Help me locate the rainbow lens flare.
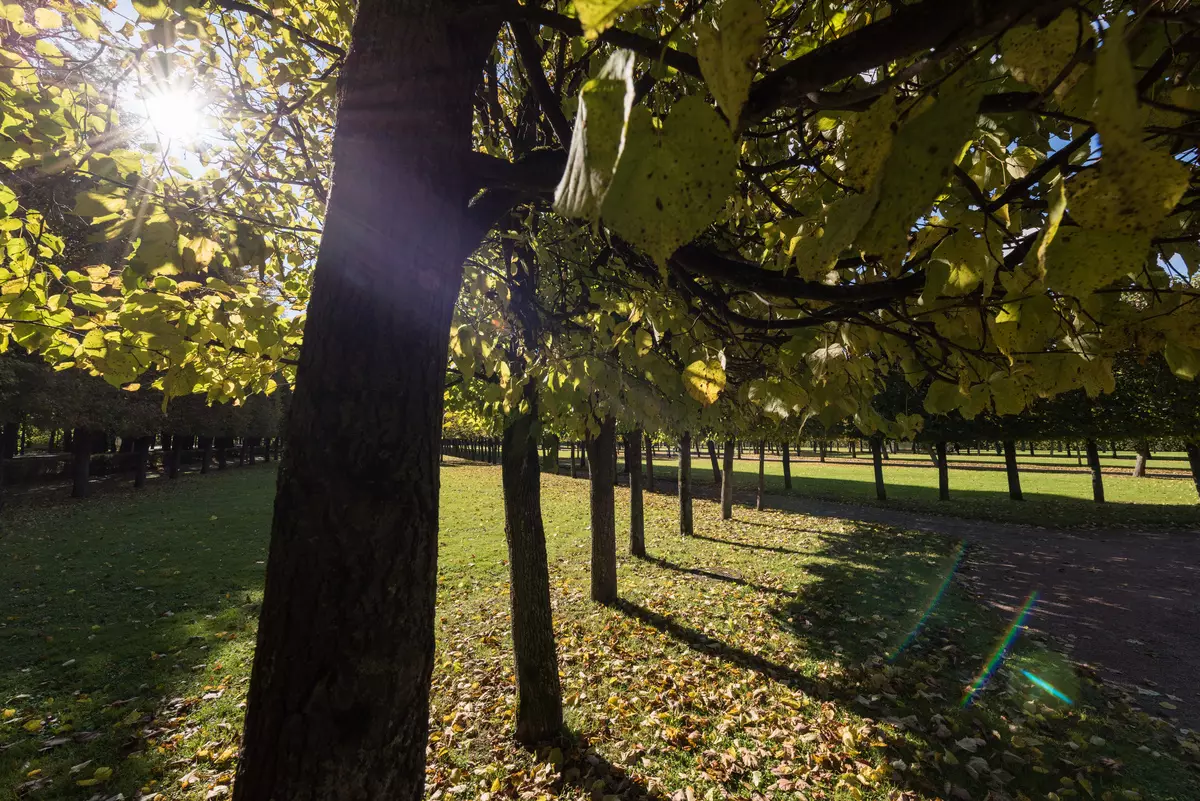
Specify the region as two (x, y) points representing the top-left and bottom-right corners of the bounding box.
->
(888, 542), (966, 661)
(961, 590), (1039, 707)
(1021, 669), (1073, 704)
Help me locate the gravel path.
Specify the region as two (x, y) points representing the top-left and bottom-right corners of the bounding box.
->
(759, 493), (1200, 729)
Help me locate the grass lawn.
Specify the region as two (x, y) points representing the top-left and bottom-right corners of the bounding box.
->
(3, 464), (1198, 800)
(631, 450), (1200, 530)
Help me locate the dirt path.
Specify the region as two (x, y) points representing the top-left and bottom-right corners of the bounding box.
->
(757, 493), (1200, 729)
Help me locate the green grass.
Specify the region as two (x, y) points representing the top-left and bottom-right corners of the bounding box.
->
(3, 465), (1198, 800)
(628, 449), (1200, 530)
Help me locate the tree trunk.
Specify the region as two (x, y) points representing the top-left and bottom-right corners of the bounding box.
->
(71, 426), (91, 499)
(1003, 440), (1023, 500)
(217, 438), (228, 470)
(500, 401), (564, 744)
(936, 440), (949, 501)
(134, 436), (151, 489)
(569, 441), (577, 478)
(870, 436), (886, 501)
(644, 433), (655, 492)
(720, 438), (735, 520)
(707, 439), (721, 485)
(578, 440), (588, 477)
(781, 441), (792, 489)
(0, 422), (16, 461)
(755, 440), (766, 511)
(168, 435), (182, 479)
(679, 431), (693, 536)
(628, 431), (645, 558)
(200, 436), (212, 475)
(233, 5), (497, 800)
(819, 440), (826, 463)
(586, 415), (617, 604)
(1186, 441), (1200, 503)
(1086, 439), (1105, 503)
(1132, 440), (1150, 478)
(543, 433), (559, 473)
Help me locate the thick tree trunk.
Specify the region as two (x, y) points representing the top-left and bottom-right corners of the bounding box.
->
(1132, 440), (1150, 478)
(870, 436), (886, 501)
(586, 415), (617, 603)
(782, 442), (792, 489)
(0, 422), (16, 460)
(707, 439), (721, 485)
(233, 5), (496, 800)
(1186, 441), (1200, 502)
(1086, 439), (1105, 503)
(936, 440), (949, 501)
(1003, 440), (1023, 500)
(644, 433), (655, 491)
(500, 401), (563, 744)
(217, 437), (228, 470)
(720, 438), (735, 520)
(71, 426), (91, 499)
(134, 436), (151, 489)
(628, 431), (645, 558)
(755, 439), (766, 511)
(679, 431), (693, 536)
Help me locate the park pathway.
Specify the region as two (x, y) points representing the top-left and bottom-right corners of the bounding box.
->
(757, 494), (1200, 729)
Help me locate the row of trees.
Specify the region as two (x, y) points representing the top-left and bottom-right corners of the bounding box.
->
(3, 0), (1199, 797)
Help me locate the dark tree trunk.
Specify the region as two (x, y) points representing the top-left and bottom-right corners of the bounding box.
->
(628, 431), (645, 558)
(756, 439), (766, 511)
(233, 5), (497, 800)
(134, 436), (151, 488)
(849, 440), (856, 458)
(1186, 441), (1200, 502)
(200, 436), (212, 475)
(936, 440), (949, 501)
(168, 435), (182, 479)
(578, 440), (588, 477)
(720, 438), (735, 520)
(586, 415), (617, 603)
(500, 401), (563, 744)
(707, 439), (721, 485)
(543, 433), (559, 473)
(569, 441), (577, 479)
(1003, 440), (1023, 500)
(870, 436), (886, 501)
(71, 426), (91, 499)
(782, 442), (792, 489)
(1086, 439), (1106, 503)
(819, 440), (826, 462)
(679, 431), (693, 536)
(644, 432), (655, 492)
(1132, 440), (1150, 478)
(1, 422), (17, 460)
(217, 437), (228, 470)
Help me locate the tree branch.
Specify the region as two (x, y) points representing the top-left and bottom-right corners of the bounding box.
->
(207, 0), (346, 59)
(509, 22), (573, 149)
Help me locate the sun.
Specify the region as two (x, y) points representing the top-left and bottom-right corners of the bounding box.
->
(139, 87), (204, 143)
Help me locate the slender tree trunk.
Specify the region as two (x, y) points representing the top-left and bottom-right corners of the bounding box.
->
(1086, 439), (1105, 503)
(819, 440), (826, 463)
(233, 5), (497, 800)
(755, 440), (765, 511)
(71, 426), (91, 499)
(679, 431), (693, 537)
(200, 436), (212, 475)
(586, 415), (617, 603)
(1132, 440), (1150, 478)
(1003, 440), (1023, 500)
(168, 435), (182, 479)
(579, 440), (588, 477)
(707, 439), (721, 485)
(936, 440), (949, 501)
(569, 441), (577, 478)
(720, 438), (735, 520)
(134, 436), (151, 488)
(870, 436), (886, 501)
(1186, 441), (1200, 503)
(644, 433), (655, 492)
(782, 442), (792, 489)
(217, 438), (228, 470)
(628, 431), (645, 558)
(500, 400), (563, 744)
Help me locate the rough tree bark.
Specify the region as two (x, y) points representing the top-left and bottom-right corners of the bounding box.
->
(233, 4), (498, 800)
(628, 431), (645, 558)
(936, 440), (949, 501)
(500, 398), (563, 744)
(1003, 440), (1023, 501)
(781, 441), (792, 489)
(756, 439), (766, 511)
(644, 432), (655, 492)
(586, 415), (617, 603)
(1086, 439), (1105, 503)
(1132, 440), (1150, 478)
(679, 431), (693, 536)
(870, 436), (886, 501)
(71, 426), (91, 499)
(720, 438), (735, 520)
(707, 439), (721, 484)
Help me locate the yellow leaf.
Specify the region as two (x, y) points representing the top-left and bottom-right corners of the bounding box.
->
(2, 708), (14, 718)
(682, 359), (726, 406)
(93, 767), (113, 781)
(33, 7), (61, 28)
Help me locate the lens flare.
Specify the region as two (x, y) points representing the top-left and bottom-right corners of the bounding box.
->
(1021, 669), (1073, 704)
(888, 542), (965, 661)
(961, 590), (1039, 707)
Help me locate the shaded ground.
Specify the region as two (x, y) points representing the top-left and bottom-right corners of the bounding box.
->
(756, 492), (1200, 729)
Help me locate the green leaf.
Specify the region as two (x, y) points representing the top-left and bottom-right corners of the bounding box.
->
(923, 380), (963, 414)
(683, 359), (726, 405)
(554, 50), (635, 220)
(71, 191), (124, 217)
(601, 97), (737, 267)
(1164, 342), (1200, 380)
(574, 0), (650, 39)
(32, 7), (61, 29)
(1042, 228), (1147, 297)
(132, 0), (171, 21)
(1001, 10), (1089, 93)
(696, 0), (766, 128)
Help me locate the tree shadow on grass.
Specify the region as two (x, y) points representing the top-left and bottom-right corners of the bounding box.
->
(687, 532), (812, 557)
(637, 554), (794, 597)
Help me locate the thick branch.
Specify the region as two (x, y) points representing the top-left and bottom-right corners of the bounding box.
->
(510, 23), (573, 148)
